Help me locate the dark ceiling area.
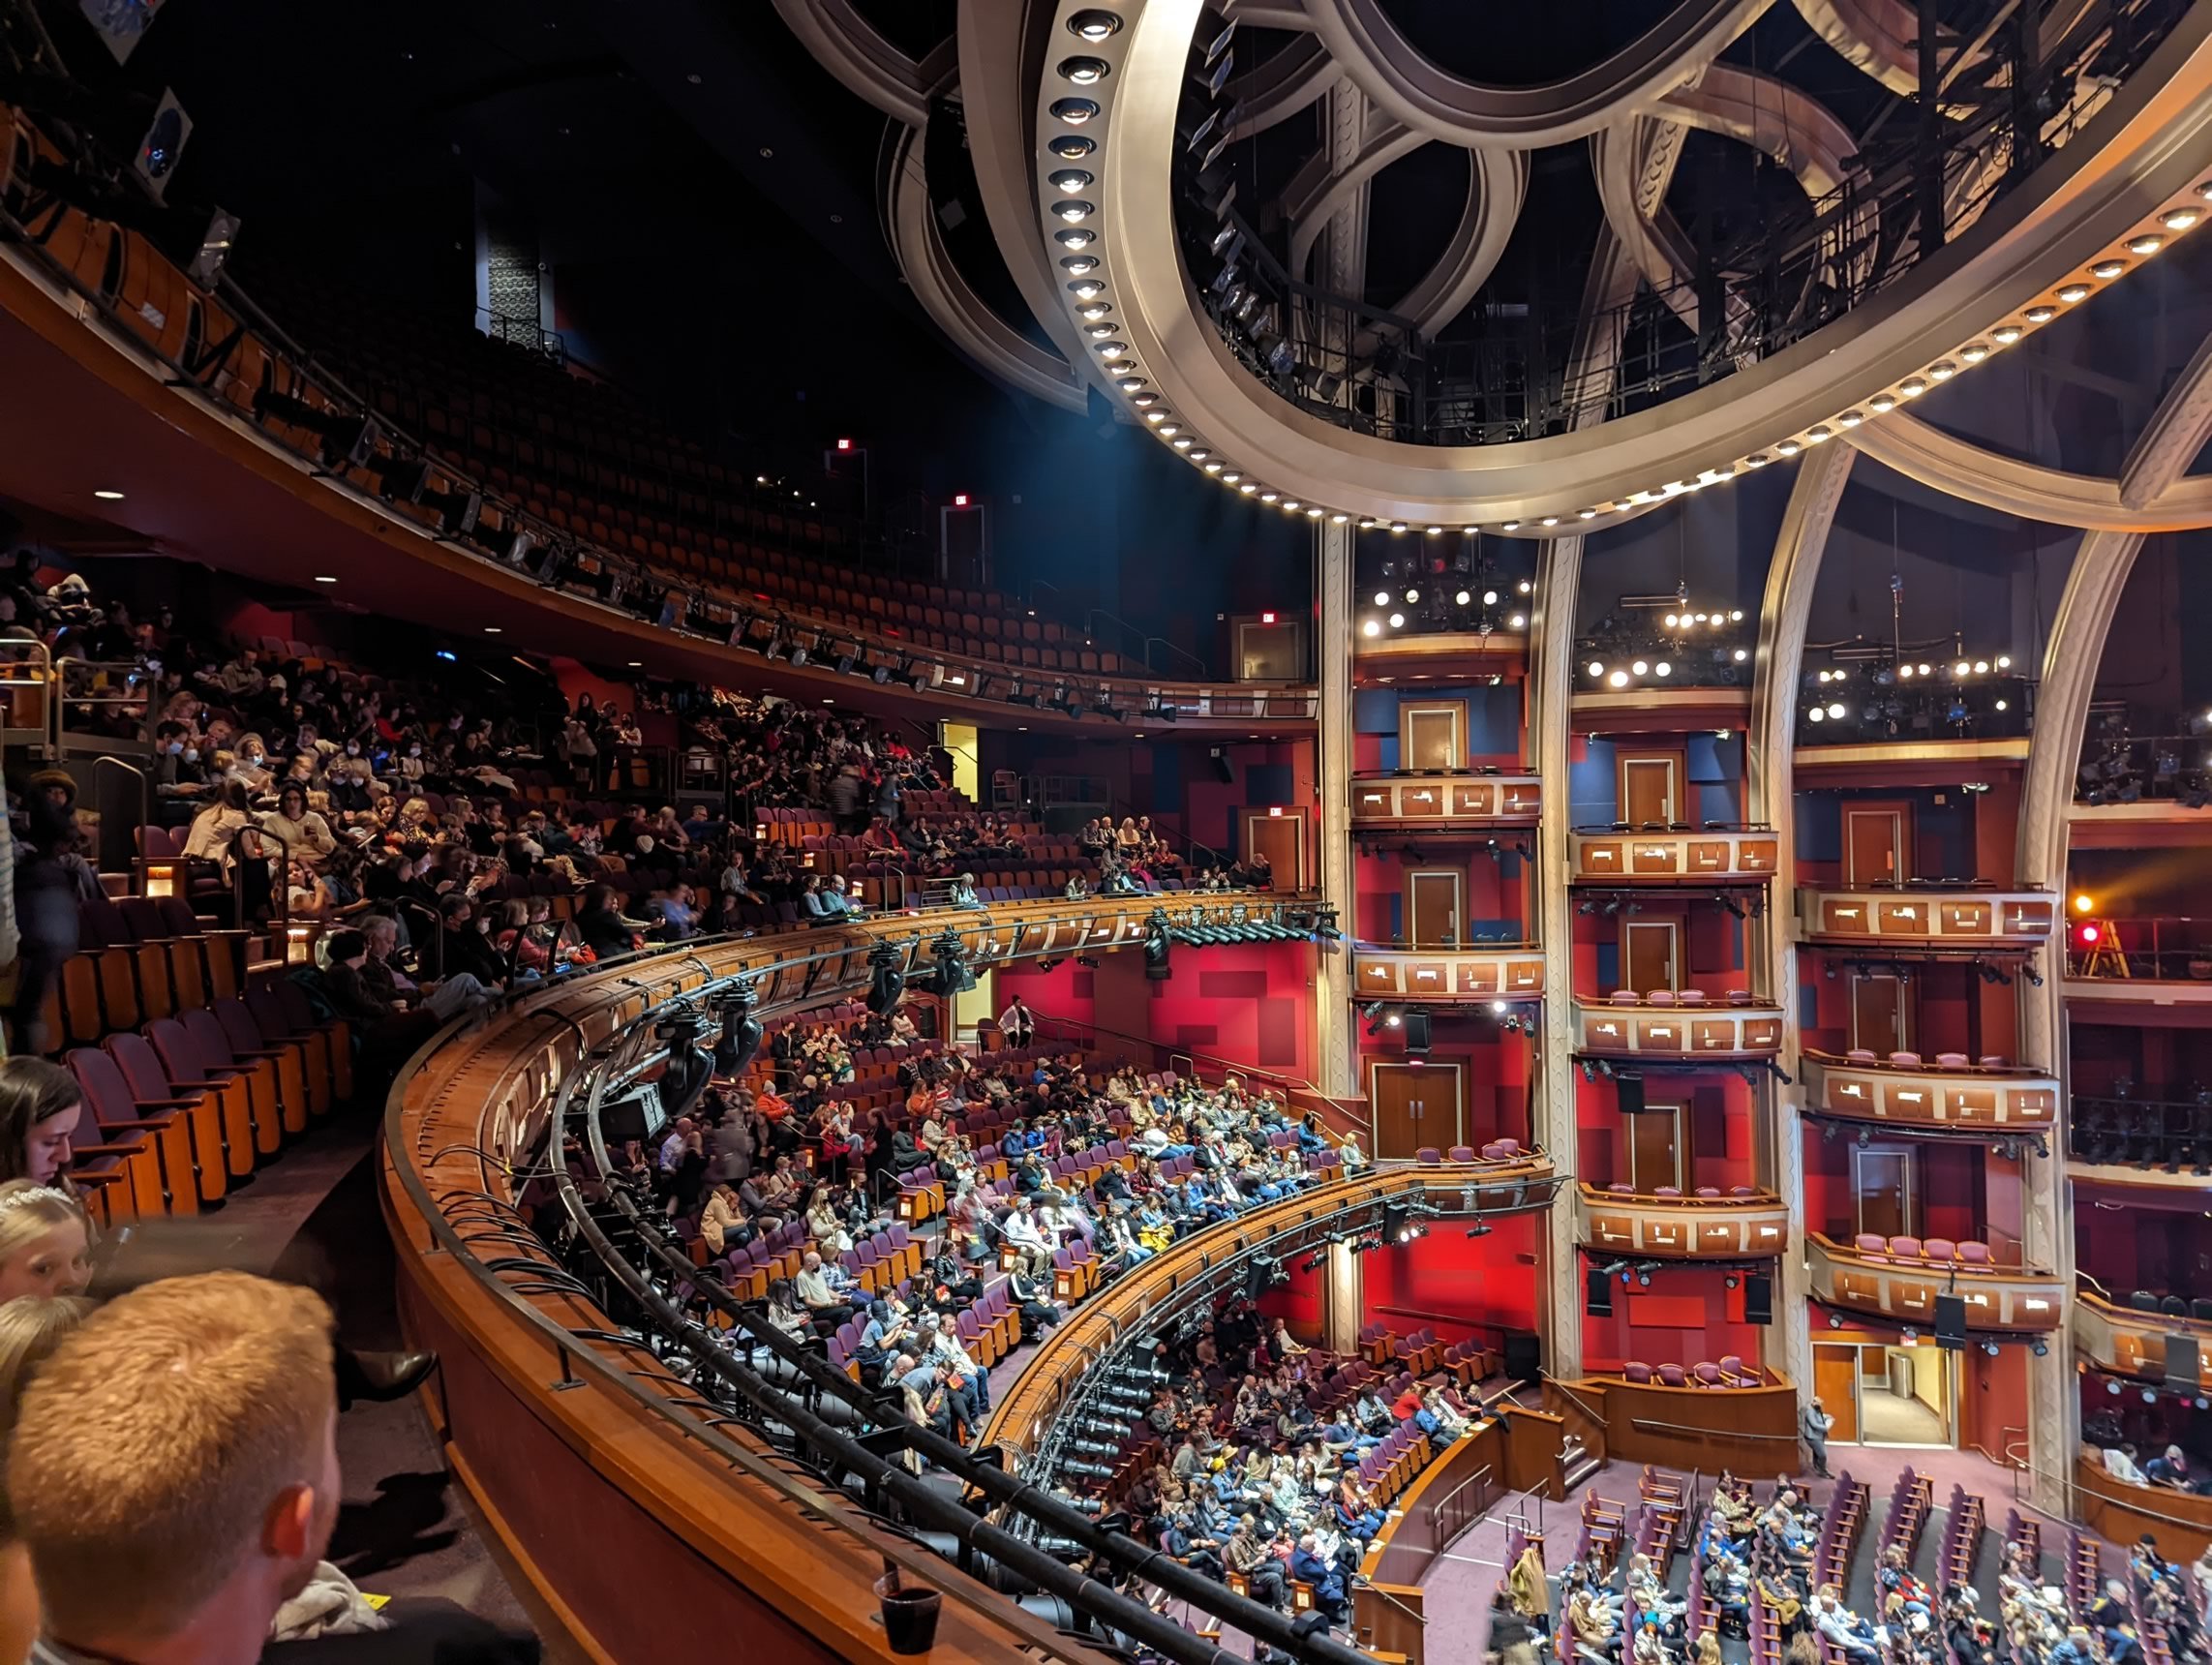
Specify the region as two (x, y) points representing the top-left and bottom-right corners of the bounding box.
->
(15, 0), (1312, 658)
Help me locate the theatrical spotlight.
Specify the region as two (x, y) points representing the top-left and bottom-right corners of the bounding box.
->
(1144, 908), (1173, 982)
(251, 387), (380, 468)
(928, 928), (977, 995)
(865, 940), (906, 1014)
(711, 984), (764, 1078)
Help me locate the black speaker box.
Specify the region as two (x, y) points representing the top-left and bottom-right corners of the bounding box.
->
(1503, 1330), (1541, 1381)
(1744, 1273), (1773, 1325)
(1616, 1072), (1647, 1115)
(1210, 749), (1235, 783)
(1934, 1292), (1968, 1349)
(1403, 1011), (1432, 1052)
(1586, 1268), (1614, 1317)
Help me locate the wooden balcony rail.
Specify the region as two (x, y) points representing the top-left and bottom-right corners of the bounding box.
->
(1800, 1049), (2058, 1132)
(1348, 772), (1541, 828)
(982, 1156), (1559, 1454)
(2071, 1287), (2212, 1385)
(1796, 886), (2057, 951)
(1352, 943), (1545, 1003)
(1806, 1232), (2065, 1332)
(1568, 827), (1779, 886)
(1576, 1183), (1790, 1258)
(1573, 994), (1784, 1061)
(381, 890), (1322, 1665)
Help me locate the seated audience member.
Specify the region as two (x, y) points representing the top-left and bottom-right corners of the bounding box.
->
(7, 1270), (533, 1665)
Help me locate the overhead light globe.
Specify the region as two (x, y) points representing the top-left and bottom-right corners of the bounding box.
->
(1607, 670), (1629, 688)
(1588, 661), (1605, 678)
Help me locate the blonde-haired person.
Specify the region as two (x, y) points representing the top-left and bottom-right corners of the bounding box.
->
(0, 1293), (93, 1665)
(0, 1181), (92, 1303)
(8, 1271), (342, 1663)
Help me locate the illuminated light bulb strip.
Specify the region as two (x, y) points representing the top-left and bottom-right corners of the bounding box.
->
(1035, 16), (2212, 536)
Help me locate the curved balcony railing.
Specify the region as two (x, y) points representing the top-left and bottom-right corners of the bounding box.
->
(1568, 825), (1779, 886)
(1807, 1232), (2065, 1332)
(1351, 941), (1545, 1002)
(1796, 886), (2057, 952)
(1575, 1183), (1789, 1259)
(1172, 0), (2185, 446)
(1799, 1048), (2058, 1134)
(379, 890), (1337, 1665)
(0, 102), (1313, 730)
(1349, 772), (1540, 828)
(2072, 1287), (2212, 1380)
(1573, 993), (1783, 1061)
(983, 1156), (1562, 1461)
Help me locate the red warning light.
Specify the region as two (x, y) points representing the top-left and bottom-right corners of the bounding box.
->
(2078, 923), (2103, 946)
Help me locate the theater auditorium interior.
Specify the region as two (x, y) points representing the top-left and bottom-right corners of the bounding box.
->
(2, 0), (2212, 1660)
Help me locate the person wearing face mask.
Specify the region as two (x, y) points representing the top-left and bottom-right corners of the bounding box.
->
(227, 731), (275, 794)
(149, 720), (211, 822)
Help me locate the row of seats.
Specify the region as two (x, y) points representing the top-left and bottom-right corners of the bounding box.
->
(1621, 1357), (1763, 1387)
(1599, 988), (1762, 1007)
(1598, 1183), (1765, 1199)
(1846, 1232), (2000, 1265)
(1411, 1139), (1537, 1163)
(2120, 1288), (2212, 1321)
(1842, 1047), (2014, 1069)
(54, 980), (349, 1226)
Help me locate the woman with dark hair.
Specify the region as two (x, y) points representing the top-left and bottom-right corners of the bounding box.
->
(0, 1055), (87, 1190)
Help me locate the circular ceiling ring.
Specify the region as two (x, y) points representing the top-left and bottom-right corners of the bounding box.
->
(1303, 0), (1776, 150)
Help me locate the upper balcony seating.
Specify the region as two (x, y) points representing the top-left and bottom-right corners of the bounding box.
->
(244, 267), (1127, 676)
(1620, 1357), (1764, 1387)
(1846, 1232), (1995, 1265)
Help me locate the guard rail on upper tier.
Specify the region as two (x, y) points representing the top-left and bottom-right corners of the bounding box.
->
(379, 889), (1324, 1665)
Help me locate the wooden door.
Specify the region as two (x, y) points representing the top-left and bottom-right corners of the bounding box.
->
(1853, 1145), (1916, 1239)
(1850, 973), (1908, 1054)
(1622, 920), (1680, 994)
(1244, 810), (1307, 890)
(1845, 806), (1909, 886)
(1619, 751), (1684, 829)
(1813, 1344), (1862, 1443)
(1369, 1063), (1461, 1158)
(1628, 1103), (1683, 1190)
(1402, 705), (1464, 771)
(1407, 870), (1464, 947)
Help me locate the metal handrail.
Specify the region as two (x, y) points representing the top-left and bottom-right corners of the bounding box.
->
(1428, 1463), (1498, 1535)
(92, 754), (147, 858)
(0, 191), (1318, 732)
(554, 963), (1381, 1665)
(1626, 1416), (1796, 1442)
(1357, 1580), (1428, 1627)
(1538, 1371), (1610, 1429)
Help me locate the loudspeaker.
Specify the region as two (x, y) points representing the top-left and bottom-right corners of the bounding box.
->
(1744, 1273), (1773, 1325)
(1586, 1268), (1614, 1317)
(2165, 1335), (2201, 1391)
(1403, 1011), (1432, 1053)
(1210, 748), (1235, 783)
(1616, 1072), (1647, 1115)
(1934, 1292), (1968, 1350)
(1503, 1330), (1540, 1382)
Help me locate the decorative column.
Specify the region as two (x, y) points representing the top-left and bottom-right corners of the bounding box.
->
(1315, 520), (1359, 1103)
(1745, 444), (1856, 1408)
(1322, 1241), (1363, 1353)
(2013, 327), (2212, 1514)
(1530, 533), (1586, 1377)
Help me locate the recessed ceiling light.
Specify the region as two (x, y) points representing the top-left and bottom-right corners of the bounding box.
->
(484, 626), (502, 634)
(1775, 439), (1803, 456)
(1899, 378), (1928, 397)
(2162, 206), (2199, 229)
(1927, 362), (1957, 380)
(1059, 56), (1109, 83)
(92, 489), (124, 500)
(1050, 169), (1094, 194)
(1050, 135), (1096, 159)
(2090, 259), (2126, 280)
(1960, 342), (1991, 362)
(314, 575), (338, 584)
(627, 660), (642, 667)
(1868, 395), (1896, 413)
(1068, 10), (1123, 41)
(2056, 283), (2090, 303)
(1991, 324), (2023, 344)
(2025, 305), (2056, 322)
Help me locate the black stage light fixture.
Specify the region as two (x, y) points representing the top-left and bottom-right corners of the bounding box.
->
(928, 928), (977, 995)
(251, 387), (379, 468)
(711, 990), (764, 1079)
(865, 942), (906, 1014)
(1143, 908), (1172, 982)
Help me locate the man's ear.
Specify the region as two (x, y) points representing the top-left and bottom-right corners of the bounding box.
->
(264, 1483), (318, 1559)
